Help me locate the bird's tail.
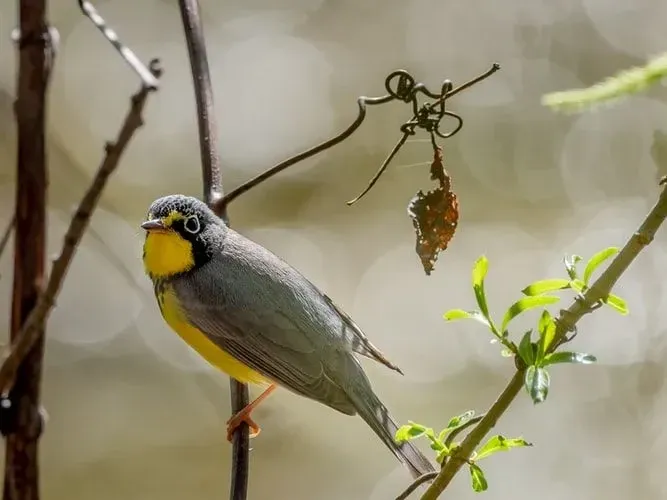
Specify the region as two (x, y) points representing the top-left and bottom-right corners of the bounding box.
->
(349, 384), (436, 479)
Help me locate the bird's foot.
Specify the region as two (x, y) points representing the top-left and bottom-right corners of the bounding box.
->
(226, 410), (261, 442)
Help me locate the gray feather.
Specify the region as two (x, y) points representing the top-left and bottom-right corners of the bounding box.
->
(170, 224), (434, 477)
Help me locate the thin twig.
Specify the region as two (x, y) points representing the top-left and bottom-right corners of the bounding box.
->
(0, 61), (162, 394)
(443, 415), (484, 448)
(395, 472), (439, 500)
(77, 0), (159, 89)
(0, 216), (15, 262)
(419, 182), (667, 500)
(175, 1), (249, 498)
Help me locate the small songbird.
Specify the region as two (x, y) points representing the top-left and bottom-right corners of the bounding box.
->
(141, 194), (435, 478)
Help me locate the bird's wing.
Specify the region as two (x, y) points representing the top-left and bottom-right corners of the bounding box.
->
(172, 232), (359, 415)
(320, 294), (403, 374)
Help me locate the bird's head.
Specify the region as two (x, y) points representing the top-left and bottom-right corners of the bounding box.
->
(141, 194), (224, 280)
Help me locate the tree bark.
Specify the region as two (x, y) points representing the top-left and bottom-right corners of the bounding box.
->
(4, 1), (52, 499)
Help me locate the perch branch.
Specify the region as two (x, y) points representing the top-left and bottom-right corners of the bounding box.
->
(175, 1), (249, 498)
(0, 61), (162, 393)
(419, 181), (667, 500)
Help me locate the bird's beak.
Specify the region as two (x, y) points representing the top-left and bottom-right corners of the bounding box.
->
(141, 219), (167, 232)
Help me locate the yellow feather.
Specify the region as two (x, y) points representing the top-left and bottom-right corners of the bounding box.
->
(159, 286), (266, 384)
(143, 230), (194, 278)
(142, 214), (266, 385)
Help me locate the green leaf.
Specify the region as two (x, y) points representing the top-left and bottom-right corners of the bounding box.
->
(605, 294), (629, 315)
(563, 255), (582, 280)
(472, 257), (493, 324)
(525, 366), (550, 404)
(569, 279), (586, 293)
(469, 464), (488, 492)
(475, 435), (532, 460)
(472, 256), (489, 291)
(395, 422), (428, 443)
(443, 309), (490, 327)
(501, 296), (560, 334)
(543, 351), (597, 365)
(518, 330), (534, 366)
(583, 247), (619, 285)
(537, 310), (557, 359)
(438, 410), (475, 441)
(436, 449), (448, 464)
(521, 279), (571, 296)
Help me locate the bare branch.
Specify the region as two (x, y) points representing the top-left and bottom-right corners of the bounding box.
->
(0, 61), (162, 394)
(177, 0), (222, 207)
(395, 472), (439, 500)
(419, 182), (667, 499)
(78, 0), (159, 89)
(175, 1), (249, 498)
(0, 215), (15, 263)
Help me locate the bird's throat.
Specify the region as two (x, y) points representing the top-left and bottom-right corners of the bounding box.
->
(143, 231), (195, 279)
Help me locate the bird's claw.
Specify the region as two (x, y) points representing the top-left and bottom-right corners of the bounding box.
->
(226, 412), (261, 442)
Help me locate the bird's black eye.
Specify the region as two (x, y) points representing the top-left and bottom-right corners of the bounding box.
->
(184, 215), (200, 234)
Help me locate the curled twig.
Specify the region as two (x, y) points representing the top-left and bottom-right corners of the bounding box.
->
(0, 61), (162, 393)
(419, 181), (667, 499)
(215, 63), (500, 213)
(396, 471), (439, 500)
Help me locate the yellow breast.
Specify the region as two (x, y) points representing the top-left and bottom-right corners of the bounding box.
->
(157, 285), (266, 385)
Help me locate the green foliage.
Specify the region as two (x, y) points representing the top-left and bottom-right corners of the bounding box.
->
(395, 421), (429, 442)
(443, 249), (627, 404)
(396, 413), (529, 493)
(521, 279), (570, 295)
(475, 435), (532, 460)
(525, 365), (550, 404)
(501, 296), (560, 335)
(583, 247), (618, 285)
(469, 464), (488, 492)
(542, 52), (667, 112)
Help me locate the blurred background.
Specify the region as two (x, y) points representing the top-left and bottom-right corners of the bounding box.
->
(1, 0), (667, 498)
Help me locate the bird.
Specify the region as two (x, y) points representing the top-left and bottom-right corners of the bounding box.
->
(141, 194), (435, 478)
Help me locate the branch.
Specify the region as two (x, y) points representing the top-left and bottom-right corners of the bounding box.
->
(215, 64), (500, 212)
(77, 0), (159, 90)
(3, 2), (54, 497)
(396, 472), (439, 500)
(419, 181), (667, 500)
(175, 1), (249, 498)
(0, 63), (162, 393)
(0, 215), (15, 264)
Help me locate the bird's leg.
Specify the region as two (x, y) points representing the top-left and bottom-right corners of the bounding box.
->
(226, 383), (277, 442)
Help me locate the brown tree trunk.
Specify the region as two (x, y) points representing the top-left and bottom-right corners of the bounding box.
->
(4, 1), (52, 498)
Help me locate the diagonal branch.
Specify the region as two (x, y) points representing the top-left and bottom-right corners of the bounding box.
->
(175, 1), (249, 499)
(418, 181), (667, 500)
(0, 216), (15, 265)
(0, 60), (162, 395)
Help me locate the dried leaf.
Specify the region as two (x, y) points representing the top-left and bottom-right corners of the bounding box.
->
(407, 147), (459, 275)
